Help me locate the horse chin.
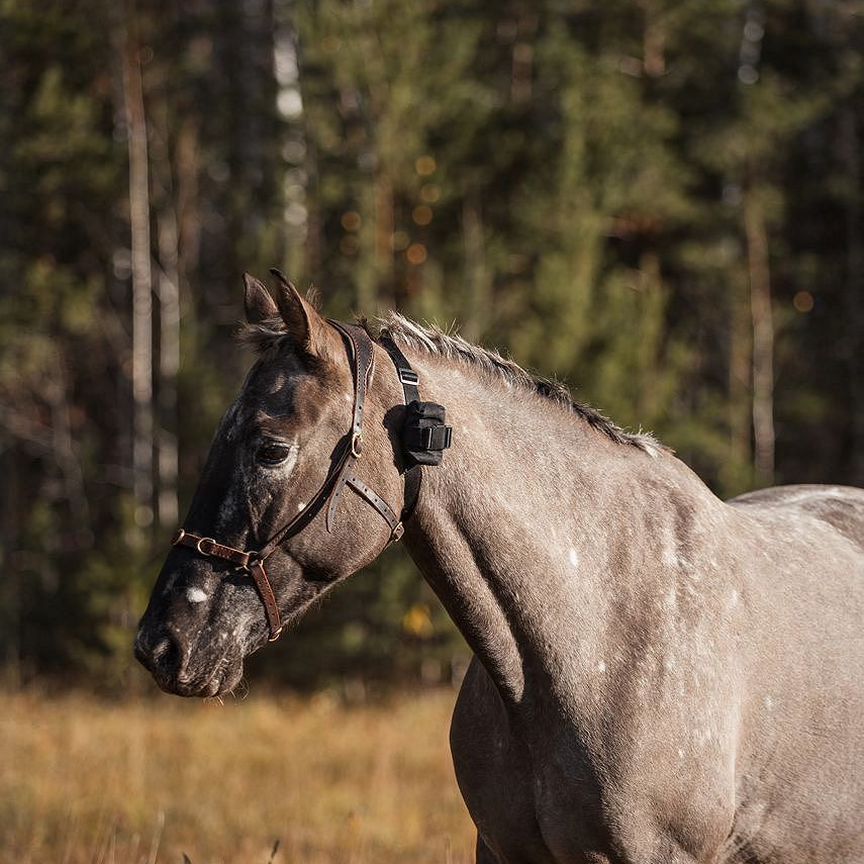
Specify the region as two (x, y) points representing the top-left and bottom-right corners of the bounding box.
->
(153, 655), (245, 698)
(211, 658), (245, 696)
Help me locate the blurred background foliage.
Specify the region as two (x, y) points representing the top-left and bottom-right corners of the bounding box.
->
(1, 0), (862, 693)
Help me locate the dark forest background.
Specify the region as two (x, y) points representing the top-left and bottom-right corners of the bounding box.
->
(1, 0), (862, 693)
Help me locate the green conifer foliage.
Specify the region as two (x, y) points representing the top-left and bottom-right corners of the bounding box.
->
(1, 0), (862, 688)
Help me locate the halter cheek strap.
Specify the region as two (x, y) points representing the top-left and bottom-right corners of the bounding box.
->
(170, 321), (452, 642)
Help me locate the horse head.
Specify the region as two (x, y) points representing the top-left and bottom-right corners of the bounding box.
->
(134, 273), (426, 696)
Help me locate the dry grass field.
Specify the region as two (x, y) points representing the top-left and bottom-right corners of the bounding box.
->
(0, 687), (475, 864)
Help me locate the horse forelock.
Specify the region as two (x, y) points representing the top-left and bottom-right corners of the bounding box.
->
(236, 286), (323, 357)
(236, 317), (291, 357)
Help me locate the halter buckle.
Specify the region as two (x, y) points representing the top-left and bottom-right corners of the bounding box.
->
(351, 432), (363, 458)
(196, 536), (216, 555)
(171, 528), (186, 546)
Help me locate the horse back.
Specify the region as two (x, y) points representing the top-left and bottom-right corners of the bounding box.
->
(723, 483), (864, 862)
(729, 483), (864, 551)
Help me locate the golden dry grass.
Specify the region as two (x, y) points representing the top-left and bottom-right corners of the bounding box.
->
(0, 688), (475, 864)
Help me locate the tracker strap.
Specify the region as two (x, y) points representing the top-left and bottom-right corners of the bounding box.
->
(378, 335), (424, 520)
(380, 335), (421, 404)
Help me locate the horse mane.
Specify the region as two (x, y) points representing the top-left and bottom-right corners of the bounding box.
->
(237, 305), (664, 455)
(376, 313), (664, 456)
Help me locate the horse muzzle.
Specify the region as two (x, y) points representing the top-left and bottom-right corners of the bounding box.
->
(134, 621), (241, 697)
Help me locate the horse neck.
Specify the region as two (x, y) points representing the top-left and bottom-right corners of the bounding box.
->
(399, 352), (725, 710)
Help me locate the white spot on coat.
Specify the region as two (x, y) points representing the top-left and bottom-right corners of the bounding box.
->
(186, 587), (208, 604)
(568, 547), (579, 568)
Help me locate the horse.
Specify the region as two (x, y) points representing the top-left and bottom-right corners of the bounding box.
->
(136, 271), (864, 864)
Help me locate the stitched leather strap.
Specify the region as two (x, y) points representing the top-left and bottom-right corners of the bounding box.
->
(346, 471), (403, 540)
(325, 321), (375, 532)
(173, 530), (251, 567)
(249, 560), (282, 640)
(172, 530), (282, 639)
(256, 436), (351, 559)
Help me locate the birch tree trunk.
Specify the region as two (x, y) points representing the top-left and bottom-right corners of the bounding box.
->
(157, 207), (180, 530)
(122, 12), (154, 529)
(744, 179), (775, 484)
(273, 8), (308, 278)
(461, 199), (489, 343)
(373, 169), (394, 307)
(148, 80), (181, 531)
(841, 110), (864, 485)
(728, 266), (753, 490)
(640, 0), (666, 77)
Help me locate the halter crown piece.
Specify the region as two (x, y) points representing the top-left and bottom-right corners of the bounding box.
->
(170, 319), (452, 641)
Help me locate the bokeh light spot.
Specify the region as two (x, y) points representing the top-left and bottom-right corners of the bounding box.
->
(406, 243), (427, 265)
(738, 65), (759, 85)
(392, 231), (410, 251)
(420, 184), (441, 203)
(412, 205), (433, 226)
(415, 155), (436, 176)
(341, 211), (361, 231)
(793, 290), (814, 313)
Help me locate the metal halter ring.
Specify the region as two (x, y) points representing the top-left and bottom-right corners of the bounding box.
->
(351, 432), (363, 458)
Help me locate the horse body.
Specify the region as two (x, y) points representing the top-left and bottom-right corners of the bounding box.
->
(399, 352), (864, 864)
(136, 279), (864, 864)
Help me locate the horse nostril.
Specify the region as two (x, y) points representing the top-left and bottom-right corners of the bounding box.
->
(135, 628), (183, 679)
(154, 636), (178, 672)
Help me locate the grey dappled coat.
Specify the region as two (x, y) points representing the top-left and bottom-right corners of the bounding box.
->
(137, 276), (864, 864)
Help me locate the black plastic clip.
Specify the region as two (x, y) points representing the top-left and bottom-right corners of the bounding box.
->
(399, 368), (420, 386)
(402, 401), (453, 467)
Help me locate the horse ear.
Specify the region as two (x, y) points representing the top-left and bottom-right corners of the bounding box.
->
(243, 273), (278, 323)
(268, 268), (329, 356)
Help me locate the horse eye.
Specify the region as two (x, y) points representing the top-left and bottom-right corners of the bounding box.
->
(256, 441), (292, 466)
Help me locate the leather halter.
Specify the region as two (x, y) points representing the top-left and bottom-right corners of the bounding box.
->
(170, 321), (444, 642)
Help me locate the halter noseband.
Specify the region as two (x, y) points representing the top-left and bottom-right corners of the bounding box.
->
(170, 320), (451, 641)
